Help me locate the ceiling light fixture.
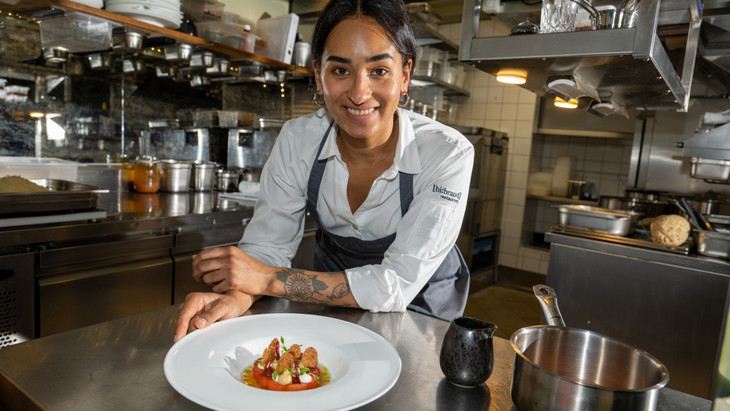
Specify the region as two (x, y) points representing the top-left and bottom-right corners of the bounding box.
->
(554, 96), (579, 109)
(496, 69), (527, 85)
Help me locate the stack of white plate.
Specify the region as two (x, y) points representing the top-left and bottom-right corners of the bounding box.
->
(105, 0), (182, 29)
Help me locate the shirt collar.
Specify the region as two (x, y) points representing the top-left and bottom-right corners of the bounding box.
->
(316, 108), (422, 176)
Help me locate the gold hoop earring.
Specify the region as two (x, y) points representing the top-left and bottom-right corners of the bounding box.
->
(313, 92), (325, 107)
(398, 92), (410, 108)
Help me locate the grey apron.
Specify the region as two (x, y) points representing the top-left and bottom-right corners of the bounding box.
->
(305, 122), (469, 321)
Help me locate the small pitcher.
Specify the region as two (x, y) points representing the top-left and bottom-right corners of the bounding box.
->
(439, 316), (498, 387)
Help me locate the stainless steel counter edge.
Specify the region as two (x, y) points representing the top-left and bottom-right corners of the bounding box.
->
(0, 192), (256, 249)
(545, 231), (730, 273)
(0, 298), (713, 411)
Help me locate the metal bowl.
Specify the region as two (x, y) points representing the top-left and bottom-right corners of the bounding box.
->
(113, 31), (144, 50)
(43, 47), (68, 63)
(164, 44), (193, 61)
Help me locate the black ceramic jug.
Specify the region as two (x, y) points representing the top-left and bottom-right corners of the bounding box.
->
(439, 316), (497, 387)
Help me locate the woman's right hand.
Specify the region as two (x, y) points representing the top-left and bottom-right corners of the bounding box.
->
(173, 290), (256, 342)
(192, 246), (277, 296)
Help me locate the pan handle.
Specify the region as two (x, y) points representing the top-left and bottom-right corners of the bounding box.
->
(532, 284), (566, 327)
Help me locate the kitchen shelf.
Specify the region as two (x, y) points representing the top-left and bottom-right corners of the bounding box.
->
(527, 194), (599, 206)
(405, 3), (470, 102)
(535, 128), (634, 139)
(2, 0), (312, 78)
(458, 0), (701, 112)
(411, 75), (470, 97)
(406, 2), (459, 53)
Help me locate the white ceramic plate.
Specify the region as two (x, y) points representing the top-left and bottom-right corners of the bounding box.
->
(164, 313), (401, 411)
(105, 4), (181, 28)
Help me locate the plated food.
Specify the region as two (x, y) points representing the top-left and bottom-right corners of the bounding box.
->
(242, 337), (330, 391)
(163, 313), (401, 410)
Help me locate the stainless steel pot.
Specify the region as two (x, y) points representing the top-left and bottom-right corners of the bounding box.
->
(159, 160), (192, 193)
(510, 285), (669, 411)
(599, 196), (677, 221)
(240, 167), (262, 183)
(571, 0), (639, 29)
(216, 170), (240, 192)
(191, 161), (217, 192)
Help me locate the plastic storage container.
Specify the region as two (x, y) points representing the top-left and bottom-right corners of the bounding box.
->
(195, 21), (259, 53)
(40, 12), (115, 53)
(415, 46), (445, 78)
(182, 0), (224, 22)
(0, 157), (78, 181)
(551, 155), (573, 197)
(254, 14), (299, 64)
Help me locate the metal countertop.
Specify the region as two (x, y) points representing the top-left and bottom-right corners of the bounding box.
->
(546, 230), (730, 273)
(0, 191), (256, 250)
(0, 298), (713, 410)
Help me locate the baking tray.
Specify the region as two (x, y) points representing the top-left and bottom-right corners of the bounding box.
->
(551, 225), (692, 255)
(696, 229), (730, 260)
(0, 179), (108, 215)
(707, 214), (730, 228)
(554, 204), (639, 236)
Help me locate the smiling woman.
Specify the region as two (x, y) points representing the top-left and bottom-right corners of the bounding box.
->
(174, 0), (475, 342)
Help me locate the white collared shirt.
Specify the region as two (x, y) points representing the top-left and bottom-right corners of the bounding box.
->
(240, 107), (474, 313)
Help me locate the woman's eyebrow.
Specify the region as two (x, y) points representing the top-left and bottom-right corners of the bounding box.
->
(325, 53), (394, 64)
(367, 53), (394, 63)
(326, 56), (350, 64)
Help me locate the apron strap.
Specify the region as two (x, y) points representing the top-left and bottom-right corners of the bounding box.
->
(306, 121), (335, 226)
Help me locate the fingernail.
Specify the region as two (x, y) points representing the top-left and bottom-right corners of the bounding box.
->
(193, 316), (207, 328)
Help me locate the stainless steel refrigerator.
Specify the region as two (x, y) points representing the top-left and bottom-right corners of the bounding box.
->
(456, 127), (509, 277)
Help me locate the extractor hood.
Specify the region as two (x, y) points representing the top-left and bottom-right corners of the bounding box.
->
(457, 0), (723, 113)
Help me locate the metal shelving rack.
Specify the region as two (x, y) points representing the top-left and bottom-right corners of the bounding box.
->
(457, 0), (701, 112)
(1, 0), (312, 78)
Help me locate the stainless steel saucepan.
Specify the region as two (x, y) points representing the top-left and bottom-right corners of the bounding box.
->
(510, 285), (669, 411)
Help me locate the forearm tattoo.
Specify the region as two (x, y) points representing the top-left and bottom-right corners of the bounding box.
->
(275, 269), (352, 305)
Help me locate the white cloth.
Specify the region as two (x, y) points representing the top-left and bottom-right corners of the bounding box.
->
(239, 107), (474, 313)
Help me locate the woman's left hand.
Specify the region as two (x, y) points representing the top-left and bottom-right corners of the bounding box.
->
(173, 290), (257, 342)
(192, 246), (276, 295)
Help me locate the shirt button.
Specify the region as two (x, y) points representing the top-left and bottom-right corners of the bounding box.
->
(352, 224), (359, 231)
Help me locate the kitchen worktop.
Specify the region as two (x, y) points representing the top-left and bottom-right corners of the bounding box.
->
(0, 297), (714, 410)
(0, 191), (256, 251)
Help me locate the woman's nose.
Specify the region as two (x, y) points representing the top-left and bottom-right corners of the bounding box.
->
(348, 72), (372, 105)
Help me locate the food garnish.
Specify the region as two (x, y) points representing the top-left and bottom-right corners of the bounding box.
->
(242, 336), (330, 391)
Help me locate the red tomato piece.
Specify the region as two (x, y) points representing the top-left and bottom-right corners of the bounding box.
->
(250, 358), (321, 391)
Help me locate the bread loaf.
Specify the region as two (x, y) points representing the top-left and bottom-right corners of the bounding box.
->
(650, 214), (690, 246)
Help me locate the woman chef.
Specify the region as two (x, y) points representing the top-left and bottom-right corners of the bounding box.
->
(174, 0), (474, 342)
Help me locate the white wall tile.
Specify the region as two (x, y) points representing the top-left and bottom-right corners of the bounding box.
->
(503, 86), (521, 103)
(500, 104), (519, 121)
(485, 104), (503, 121)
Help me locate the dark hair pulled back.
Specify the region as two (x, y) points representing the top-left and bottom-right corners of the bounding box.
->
(311, 0), (417, 74)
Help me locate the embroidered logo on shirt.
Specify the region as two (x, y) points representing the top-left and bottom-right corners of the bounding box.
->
(433, 184), (462, 203)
